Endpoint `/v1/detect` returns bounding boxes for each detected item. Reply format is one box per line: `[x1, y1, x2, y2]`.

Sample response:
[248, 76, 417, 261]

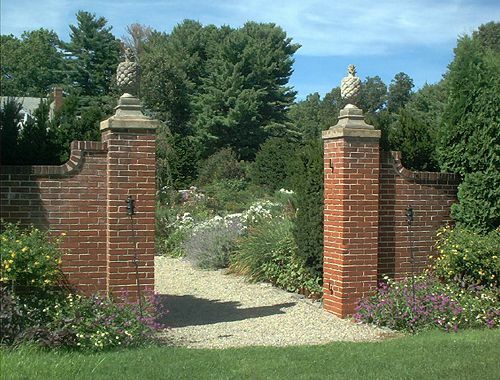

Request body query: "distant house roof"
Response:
[0, 96, 54, 117]
[1, 88, 64, 121]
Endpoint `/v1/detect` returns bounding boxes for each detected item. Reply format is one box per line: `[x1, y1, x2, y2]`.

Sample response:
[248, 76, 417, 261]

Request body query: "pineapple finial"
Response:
[341, 64, 361, 106]
[116, 47, 140, 96]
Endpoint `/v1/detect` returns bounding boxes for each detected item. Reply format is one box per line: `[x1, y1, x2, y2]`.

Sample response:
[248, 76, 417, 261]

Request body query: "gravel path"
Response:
[154, 256, 393, 349]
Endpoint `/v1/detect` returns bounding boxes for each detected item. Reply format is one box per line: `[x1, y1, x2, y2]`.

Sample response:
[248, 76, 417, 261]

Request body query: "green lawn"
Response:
[2, 329, 499, 380]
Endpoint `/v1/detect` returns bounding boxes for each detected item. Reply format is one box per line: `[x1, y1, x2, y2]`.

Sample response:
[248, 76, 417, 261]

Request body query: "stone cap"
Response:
[100, 94, 160, 131]
[323, 104, 381, 139]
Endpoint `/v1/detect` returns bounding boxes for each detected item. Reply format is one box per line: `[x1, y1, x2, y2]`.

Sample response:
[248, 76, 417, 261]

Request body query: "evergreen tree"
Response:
[0, 98, 23, 164]
[194, 22, 300, 159]
[18, 100, 58, 164]
[387, 72, 414, 113]
[64, 11, 121, 96]
[438, 22, 500, 231]
[389, 81, 447, 171]
[291, 139, 324, 278]
[359, 76, 387, 114]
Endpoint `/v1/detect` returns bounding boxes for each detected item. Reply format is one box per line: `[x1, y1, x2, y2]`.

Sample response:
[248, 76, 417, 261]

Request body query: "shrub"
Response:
[1, 288, 166, 350]
[0, 224, 167, 350]
[204, 179, 262, 214]
[0, 286, 24, 345]
[30, 291, 163, 350]
[231, 218, 322, 295]
[250, 137, 298, 192]
[354, 274, 499, 332]
[1, 222, 63, 288]
[433, 226, 499, 288]
[451, 170, 500, 232]
[289, 139, 324, 278]
[183, 216, 241, 269]
[198, 148, 247, 186]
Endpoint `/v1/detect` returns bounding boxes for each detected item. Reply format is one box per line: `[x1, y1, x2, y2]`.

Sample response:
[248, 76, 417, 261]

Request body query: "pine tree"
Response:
[64, 11, 121, 96]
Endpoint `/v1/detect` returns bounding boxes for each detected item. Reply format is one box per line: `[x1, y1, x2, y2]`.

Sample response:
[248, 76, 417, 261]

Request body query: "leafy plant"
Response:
[354, 274, 499, 332]
[1, 222, 63, 288]
[433, 226, 499, 288]
[231, 218, 321, 295]
[1, 286, 166, 350]
[198, 148, 247, 186]
[183, 216, 241, 269]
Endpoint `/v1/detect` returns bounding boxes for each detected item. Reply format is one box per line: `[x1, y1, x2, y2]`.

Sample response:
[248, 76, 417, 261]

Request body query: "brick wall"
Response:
[322, 105, 459, 318]
[379, 151, 460, 280]
[0, 94, 158, 299]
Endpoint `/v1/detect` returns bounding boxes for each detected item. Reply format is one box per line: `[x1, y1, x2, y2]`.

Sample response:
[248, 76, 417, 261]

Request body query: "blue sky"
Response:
[2, 0, 499, 99]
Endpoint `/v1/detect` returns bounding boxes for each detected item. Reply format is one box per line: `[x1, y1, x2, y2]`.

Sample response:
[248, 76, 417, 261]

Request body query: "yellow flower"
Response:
[57, 258, 62, 264]
[45, 255, 51, 260]
[21, 246, 28, 253]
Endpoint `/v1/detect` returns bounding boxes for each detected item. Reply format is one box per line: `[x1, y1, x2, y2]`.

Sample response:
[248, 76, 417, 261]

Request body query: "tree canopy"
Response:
[1, 29, 64, 97]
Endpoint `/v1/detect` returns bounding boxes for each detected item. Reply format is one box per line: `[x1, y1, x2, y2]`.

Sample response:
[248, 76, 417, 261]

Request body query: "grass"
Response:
[2, 329, 499, 380]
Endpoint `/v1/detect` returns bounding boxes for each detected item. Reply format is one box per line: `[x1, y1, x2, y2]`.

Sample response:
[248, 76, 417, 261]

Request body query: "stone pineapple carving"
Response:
[116, 47, 140, 96]
[340, 64, 361, 106]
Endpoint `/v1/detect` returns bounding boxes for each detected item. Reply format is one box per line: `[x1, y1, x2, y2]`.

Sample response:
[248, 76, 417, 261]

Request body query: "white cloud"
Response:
[212, 0, 500, 56]
[2, 0, 498, 57]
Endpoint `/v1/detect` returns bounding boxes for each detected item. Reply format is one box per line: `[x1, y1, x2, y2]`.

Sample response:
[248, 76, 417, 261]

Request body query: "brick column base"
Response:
[322, 105, 381, 317]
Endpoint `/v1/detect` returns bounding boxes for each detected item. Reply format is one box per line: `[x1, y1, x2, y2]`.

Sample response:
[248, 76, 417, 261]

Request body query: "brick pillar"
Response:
[100, 94, 159, 300]
[322, 105, 381, 317]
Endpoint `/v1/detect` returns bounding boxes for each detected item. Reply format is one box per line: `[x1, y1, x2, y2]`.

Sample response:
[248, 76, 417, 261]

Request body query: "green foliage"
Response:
[231, 218, 322, 295]
[433, 226, 499, 288]
[0, 97, 23, 164]
[156, 202, 197, 257]
[451, 170, 500, 232]
[17, 99, 60, 164]
[1, 29, 64, 97]
[193, 22, 300, 159]
[358, 75, 387, 114]
[157, 128, 200, 190]
[438, 22, 500, 231]
[63, 11, 121, 96]
[204, 179, 262, 214]
[290, 139, 323, 278]
[141, 20, 300, 161]
[389, 108, 439, 171]
[439, 27, 500, 176]
[198, 148, 247, 186]
[388, 82, 446, 171]
[0, 223, 63, 288]
[250, 137, 298, 191]
[50, 94, 112, 163]
[387, 72, 414, 113]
